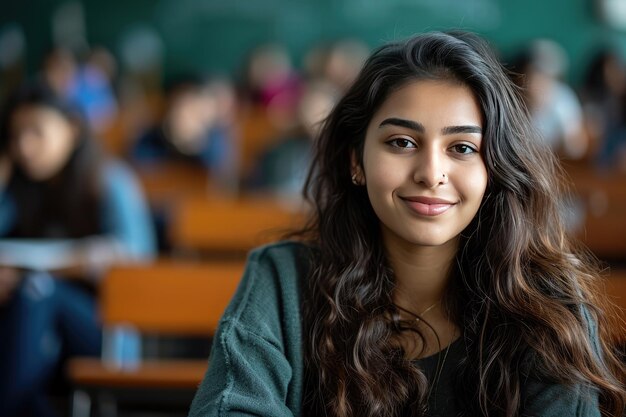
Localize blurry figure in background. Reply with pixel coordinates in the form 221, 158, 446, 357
118, 24, 164, 100
243, 43, 302, 130
209, 77, 241, 192
581, 48, 626, 170
512, 40, 588, 159
323, 39, 368, 92
41, 45, 118, 136
129, 74, 238, 190
115, 25, 166, 155
87, 45, 118, 84
41, 46, 77, 100
305, 38, 369, 93
84, 46, 131, 156
0, 82, 155, 417
73, 46, 119, 135
247, 79, 338, 198
0, 23, 27, 103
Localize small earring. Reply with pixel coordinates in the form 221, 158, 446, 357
351, 173, 359, 185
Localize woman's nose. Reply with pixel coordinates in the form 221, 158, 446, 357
412, 147, 448, 188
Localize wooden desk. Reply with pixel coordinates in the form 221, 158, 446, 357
170, 196, 307, 254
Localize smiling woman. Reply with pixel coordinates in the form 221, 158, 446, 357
359, 80, 487, 251
188, 31, 625, 417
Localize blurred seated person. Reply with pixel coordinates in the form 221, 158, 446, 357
0, 82, 156, 417
72, 47, 119, 136
304, 38, 369, 93
42, 46, 118, 136
241, 43, 303, 132
581, 48, 626, 170
129, 75, 237, 187
511, 40, 588, 160
247, 80, 337, 198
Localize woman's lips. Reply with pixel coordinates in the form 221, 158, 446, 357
400, 196, 456, 216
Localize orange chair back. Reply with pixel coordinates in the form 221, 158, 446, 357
101, 261, 244, 335
170, 196, 306, 253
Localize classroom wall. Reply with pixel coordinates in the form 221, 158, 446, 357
1, 0, 625, 85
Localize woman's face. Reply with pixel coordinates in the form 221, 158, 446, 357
359, 79, 488, 249
9, 105, 78, 181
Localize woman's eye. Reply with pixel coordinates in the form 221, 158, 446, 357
451, 144, 477, 154
387, 138, 416, 149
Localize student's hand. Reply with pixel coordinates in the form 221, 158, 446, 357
0, 266, 20, 304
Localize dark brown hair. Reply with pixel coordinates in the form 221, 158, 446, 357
1, 82, 103, 238
299, 31, 625, 417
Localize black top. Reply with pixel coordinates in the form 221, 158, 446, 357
413, 338, 464, 416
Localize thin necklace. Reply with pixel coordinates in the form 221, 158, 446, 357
395, 301, 456, 385
395, 300, 440, 323
414, 301, 439, 323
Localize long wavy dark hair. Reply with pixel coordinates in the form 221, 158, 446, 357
299, 31, 625, 417
0, 82, 103, 238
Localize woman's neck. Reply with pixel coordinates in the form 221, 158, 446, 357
383, 230, 458, 314
383, 230, 461, 357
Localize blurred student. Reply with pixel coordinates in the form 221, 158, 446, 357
129, 75, 237, 187
239, 43, 304, 140
243, 44, 301, 115
581, 48, 626, 170
247, 79, 337, 197
41, 46, 118, 135
73, 47, 119, 135
0, 82, 155, 417
0, 24, 27, 104
513, 40, 588, 159
304, 39, 369, 93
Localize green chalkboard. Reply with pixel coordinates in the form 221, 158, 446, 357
1, 0, 624, 86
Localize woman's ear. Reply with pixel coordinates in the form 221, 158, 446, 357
350, 150, 364, 185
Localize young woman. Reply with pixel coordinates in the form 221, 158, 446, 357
188, 31, 625, 417
0, 82, 155, 417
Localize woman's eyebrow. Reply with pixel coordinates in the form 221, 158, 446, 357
441, 125, 483, 135
379, 117, 424, 133
379, 117, 482, 135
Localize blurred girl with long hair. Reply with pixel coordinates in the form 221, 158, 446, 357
0, 82, 155, 416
